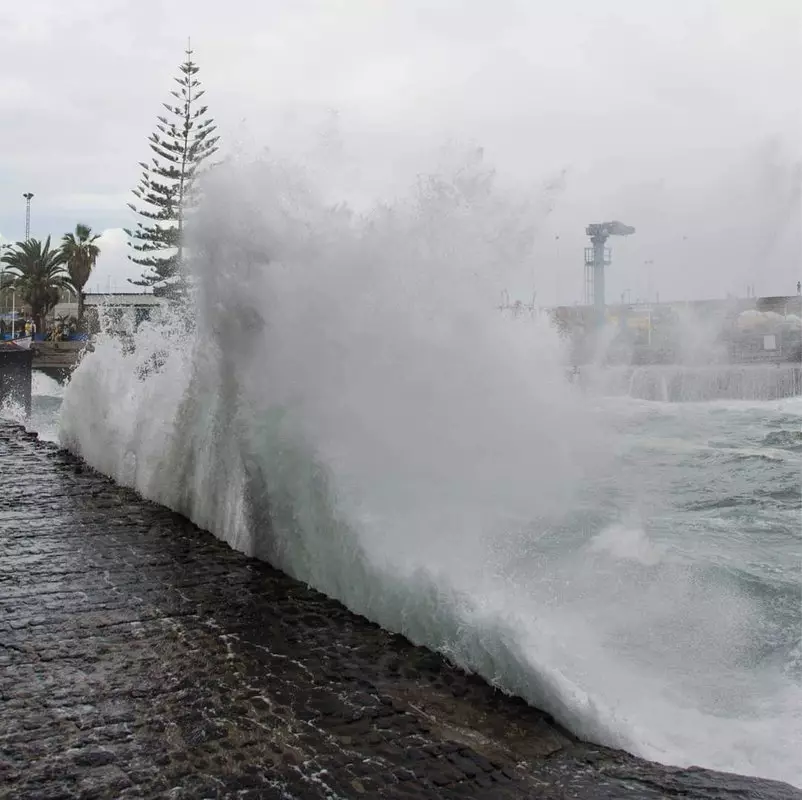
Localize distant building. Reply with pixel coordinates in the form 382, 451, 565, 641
51, 292, 165, 332
547, 294, 802, 366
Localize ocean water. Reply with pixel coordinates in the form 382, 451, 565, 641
8, 153, 800, 787
1, 371, 64, 443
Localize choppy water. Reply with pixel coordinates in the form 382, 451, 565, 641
7, 154, 801, 788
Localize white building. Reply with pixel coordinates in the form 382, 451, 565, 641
51, 292, 165, 331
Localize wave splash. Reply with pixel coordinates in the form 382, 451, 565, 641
60, 151, 801, 787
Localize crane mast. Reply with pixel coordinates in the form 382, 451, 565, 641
584, 221, 635, 327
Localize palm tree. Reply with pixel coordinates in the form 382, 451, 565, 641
1, 237, 75, 335
61, 223, 101, 323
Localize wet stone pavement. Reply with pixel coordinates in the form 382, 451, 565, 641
0, 422, 799, 800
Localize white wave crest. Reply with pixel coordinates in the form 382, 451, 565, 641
59, 151, 801, 788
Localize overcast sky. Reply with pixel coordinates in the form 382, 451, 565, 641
0, 0, 799, 303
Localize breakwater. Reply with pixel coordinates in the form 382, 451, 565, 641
1, 422, 800, 800
576, 362, 802, 401
0, 346, 32, 416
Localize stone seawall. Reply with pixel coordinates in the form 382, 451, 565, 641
1, 422, 799, 800
0, 347, 32, 415
574, 363, 802, 402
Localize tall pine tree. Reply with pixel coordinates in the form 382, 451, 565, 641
127, 43, 219, 295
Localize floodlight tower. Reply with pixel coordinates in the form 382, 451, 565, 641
584, 220, 635, 326
22, 193, 34, 241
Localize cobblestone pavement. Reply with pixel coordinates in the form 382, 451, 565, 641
1, 422, 799, 800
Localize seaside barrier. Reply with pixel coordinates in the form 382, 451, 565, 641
575, 362, 802, 402
0, 345, 32, 415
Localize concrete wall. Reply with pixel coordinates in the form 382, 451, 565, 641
549, 295, 802, 366
0, 347, 32, 414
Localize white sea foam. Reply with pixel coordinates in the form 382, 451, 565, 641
59, 151, 801, 788
589, 524, 667, 566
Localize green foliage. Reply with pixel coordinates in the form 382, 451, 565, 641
1, 237, 75, 331
61, 223, 100, 322
126, 44, 219, 296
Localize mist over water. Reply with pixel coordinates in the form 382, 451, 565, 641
58, 150, 802, 787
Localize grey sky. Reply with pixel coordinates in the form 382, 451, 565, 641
0, 0, 799, 303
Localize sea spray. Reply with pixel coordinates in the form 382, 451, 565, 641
60, 149, 802, 787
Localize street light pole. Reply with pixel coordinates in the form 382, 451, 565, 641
0, 243, 11, 338
22, 192, 34, 241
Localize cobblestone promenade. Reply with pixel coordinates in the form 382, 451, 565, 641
1, 423, 799, 799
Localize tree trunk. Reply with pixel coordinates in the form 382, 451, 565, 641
78, 291, 85, 330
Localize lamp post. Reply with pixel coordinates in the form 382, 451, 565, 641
0, 243, 12, 338
22, 192, 34, 241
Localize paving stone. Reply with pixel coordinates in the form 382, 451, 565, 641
0, 422, 799, 800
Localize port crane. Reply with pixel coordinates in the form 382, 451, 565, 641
584, 221, 635, 326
